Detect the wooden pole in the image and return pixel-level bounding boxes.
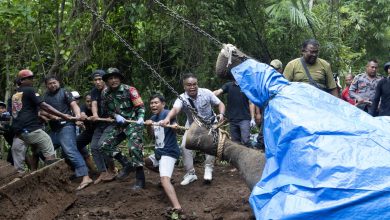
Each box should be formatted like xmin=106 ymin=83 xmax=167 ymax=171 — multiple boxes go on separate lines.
xmin=93 ymin=117 xmax=188 ymax=130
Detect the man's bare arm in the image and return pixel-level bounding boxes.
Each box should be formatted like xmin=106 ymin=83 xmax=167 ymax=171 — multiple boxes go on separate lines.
xmin=213 ymin=89 xmax=223 ymax=96
xmin=39 ymin=102 xmax=72 ymax=120
xmin=160 ymin=107 xmax=180 ymax=126
xmin=70 ymin=101 xmax=81 ymax=118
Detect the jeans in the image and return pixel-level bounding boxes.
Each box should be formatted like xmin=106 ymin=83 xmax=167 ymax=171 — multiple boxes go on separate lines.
xmin=76 ymin=129 xmax=94 ymax=158
xmin=90 ymin=124 xmax=112 ymax=172
xmin=230 ymin=120 xmax=251 ymax=147
xmin=50 ymin=125 xmax=88 ymax=177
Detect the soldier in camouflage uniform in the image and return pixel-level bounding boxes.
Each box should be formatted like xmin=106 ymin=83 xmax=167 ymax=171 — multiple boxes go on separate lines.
xmin=349 ymin=60 xmax=382 ymax=115
xmin=99 ymin=67 xmax=146 ymax=189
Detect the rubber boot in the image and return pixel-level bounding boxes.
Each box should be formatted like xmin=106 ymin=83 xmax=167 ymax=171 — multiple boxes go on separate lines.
xmin=132 ymin=167 xmax=145 ymax=190
xmin=114 ymin=153 xmax=135 ymax=180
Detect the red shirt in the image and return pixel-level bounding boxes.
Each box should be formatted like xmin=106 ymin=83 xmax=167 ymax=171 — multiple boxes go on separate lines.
xmin=341 ymin=86 xmax=356 ymax=105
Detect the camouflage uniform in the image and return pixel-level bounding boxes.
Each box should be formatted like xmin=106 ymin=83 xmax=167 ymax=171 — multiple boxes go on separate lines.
xmin=349 ymin=73 xmax=382 ymax=112
xmin=99 ymin=84 xmax=145 ymax=167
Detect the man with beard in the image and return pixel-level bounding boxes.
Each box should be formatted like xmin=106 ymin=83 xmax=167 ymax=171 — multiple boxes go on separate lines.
xmin=283 ymin=39 xmax=338 ymax=97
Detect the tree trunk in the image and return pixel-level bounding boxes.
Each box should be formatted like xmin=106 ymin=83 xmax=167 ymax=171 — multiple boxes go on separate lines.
xmin=48 ymin=0 xmax=66 ymax=75
xmin=185 ymin=123 xmax=266 ymax=190
xmin=65 ymin=0 xmax=116 ymax=78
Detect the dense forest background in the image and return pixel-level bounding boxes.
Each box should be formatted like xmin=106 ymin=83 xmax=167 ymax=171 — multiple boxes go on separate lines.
xmin=0 ymin=0 xmax=389 ymax=112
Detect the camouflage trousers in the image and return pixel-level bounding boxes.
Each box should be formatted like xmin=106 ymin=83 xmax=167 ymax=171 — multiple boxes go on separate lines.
xmin=99 ymin=124 xmax=144 ymax=167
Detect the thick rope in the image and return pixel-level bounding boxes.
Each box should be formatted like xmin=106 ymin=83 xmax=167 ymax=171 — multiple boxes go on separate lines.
xmin=220 ymin=44 xmax=237 ymax=67
xmin=216 ymin=128 xmax=229 ymax=162
xmin=94 ymin=118 xmax=188 ymax=130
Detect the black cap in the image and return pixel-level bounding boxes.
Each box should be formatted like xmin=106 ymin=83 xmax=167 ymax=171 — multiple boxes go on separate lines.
xmin=102 ymin=67 xmax=124 ymax=82
xmin=91 ymin=69 xmax=106 ymax=79
xmin=384 ymin=62 xmax=390 ymax=73
xmin=0 ymin=101 xmax=6 ymax=108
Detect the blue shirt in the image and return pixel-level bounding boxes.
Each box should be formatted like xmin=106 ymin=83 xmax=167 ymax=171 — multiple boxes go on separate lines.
xmin=150 ymin=109 xmax=180 ymax=160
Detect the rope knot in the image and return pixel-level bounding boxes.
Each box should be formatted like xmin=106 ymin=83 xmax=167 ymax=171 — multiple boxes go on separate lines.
xmin=221 ymin=44 xmax=237 ymax=67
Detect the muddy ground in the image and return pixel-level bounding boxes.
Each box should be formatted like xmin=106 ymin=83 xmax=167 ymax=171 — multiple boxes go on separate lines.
xmin=57 ymin=163 xmax=253 ymax=220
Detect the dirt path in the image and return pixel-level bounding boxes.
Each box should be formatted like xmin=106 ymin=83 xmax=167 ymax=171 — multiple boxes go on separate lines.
xmin=57 ymin=164 xmax=254 ymax=219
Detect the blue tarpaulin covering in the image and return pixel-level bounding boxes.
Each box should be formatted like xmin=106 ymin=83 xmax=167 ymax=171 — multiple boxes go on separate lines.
xmin=231 ymin=59 xmax=390 ymax=220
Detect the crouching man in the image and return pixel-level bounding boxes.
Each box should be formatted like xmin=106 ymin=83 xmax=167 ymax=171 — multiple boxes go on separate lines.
xmin=144 ymin=94 xmax=182 ymax=211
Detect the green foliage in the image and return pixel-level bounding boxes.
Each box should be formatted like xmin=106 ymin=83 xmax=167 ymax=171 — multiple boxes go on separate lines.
xmin=0 ymin=0 xmax=389 ymax=103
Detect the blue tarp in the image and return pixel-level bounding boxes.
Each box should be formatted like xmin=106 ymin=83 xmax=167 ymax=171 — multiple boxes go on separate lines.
xmin=231 ymin=59 xmax=390 ymax=220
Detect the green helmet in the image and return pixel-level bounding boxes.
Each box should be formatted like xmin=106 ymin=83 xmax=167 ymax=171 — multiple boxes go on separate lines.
xmin=103 ymin=67 xmax=124 ymax=82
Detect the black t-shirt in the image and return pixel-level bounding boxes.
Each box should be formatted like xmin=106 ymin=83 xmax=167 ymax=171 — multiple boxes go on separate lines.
xmin=11 ymin=86 xmax=43 ymax=134
xmin=80 ymin=104 xmax=94 ymax=130
xmin=44 ymin=88 xmax=75 ymax=130
xmin=80 ymin=104 xmax=92 ymax=117
xmin=221 ymin=81 xmax=251 ymax=121
xmin=371 ymin=77 xmax=390 ymax=116
xmin=90 ymin=87 xmax=108 ymax=118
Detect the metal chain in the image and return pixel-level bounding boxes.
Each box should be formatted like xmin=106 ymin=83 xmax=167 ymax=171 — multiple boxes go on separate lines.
xmin=152 ymin=0 xmax=223 ymax=48
xmin=80 ymin=0 xmax=208 ymax=125
xmin=152 ymin=0 xmax=226 ymax=142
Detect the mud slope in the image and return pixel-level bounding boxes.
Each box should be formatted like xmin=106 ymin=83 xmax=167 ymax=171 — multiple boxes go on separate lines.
xmin=58 ymin=164 xmax=254 ymax=220
xmin=0 ymin=160 xmax=75 ymax=220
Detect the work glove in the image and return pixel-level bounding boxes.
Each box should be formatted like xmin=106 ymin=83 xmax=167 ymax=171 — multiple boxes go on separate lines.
xmin=250 ymin=119 xmax=256 ymax=128
xmin=114 ymin=114 xmax=126 ymax=124
xmin=136 ymin=118 xmax=144 ymax=125
xmin=2 ymin=112 xmax=10 ymax=117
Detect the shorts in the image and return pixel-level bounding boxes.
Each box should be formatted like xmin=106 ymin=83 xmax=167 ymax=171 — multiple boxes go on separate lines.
xmin=148 ymin=154 xmax=176 ymax=178
xmin=18 ymin=129 xmax=55 ymax=158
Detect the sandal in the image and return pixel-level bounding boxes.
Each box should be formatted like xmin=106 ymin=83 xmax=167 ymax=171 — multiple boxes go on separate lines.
xmin=94 ymin=172 xmax=107 ymax=185
xmin=76 ymin=179 xmax=93 ymax=191
xmin=101 ymin=171 xmax=117 ymax=182
xmin=94 ymin=177 xmax=103 ymax=185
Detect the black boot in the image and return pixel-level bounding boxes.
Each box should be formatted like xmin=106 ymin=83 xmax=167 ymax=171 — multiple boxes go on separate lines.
xmin=114 ymin=153 xmax=135 ymax=180
xmin=132 ymin=167 xmax=145 ymax=190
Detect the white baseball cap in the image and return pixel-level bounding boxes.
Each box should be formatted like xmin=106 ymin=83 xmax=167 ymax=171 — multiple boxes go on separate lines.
xmin=71 ymin=91 xmax=81 ymax=99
